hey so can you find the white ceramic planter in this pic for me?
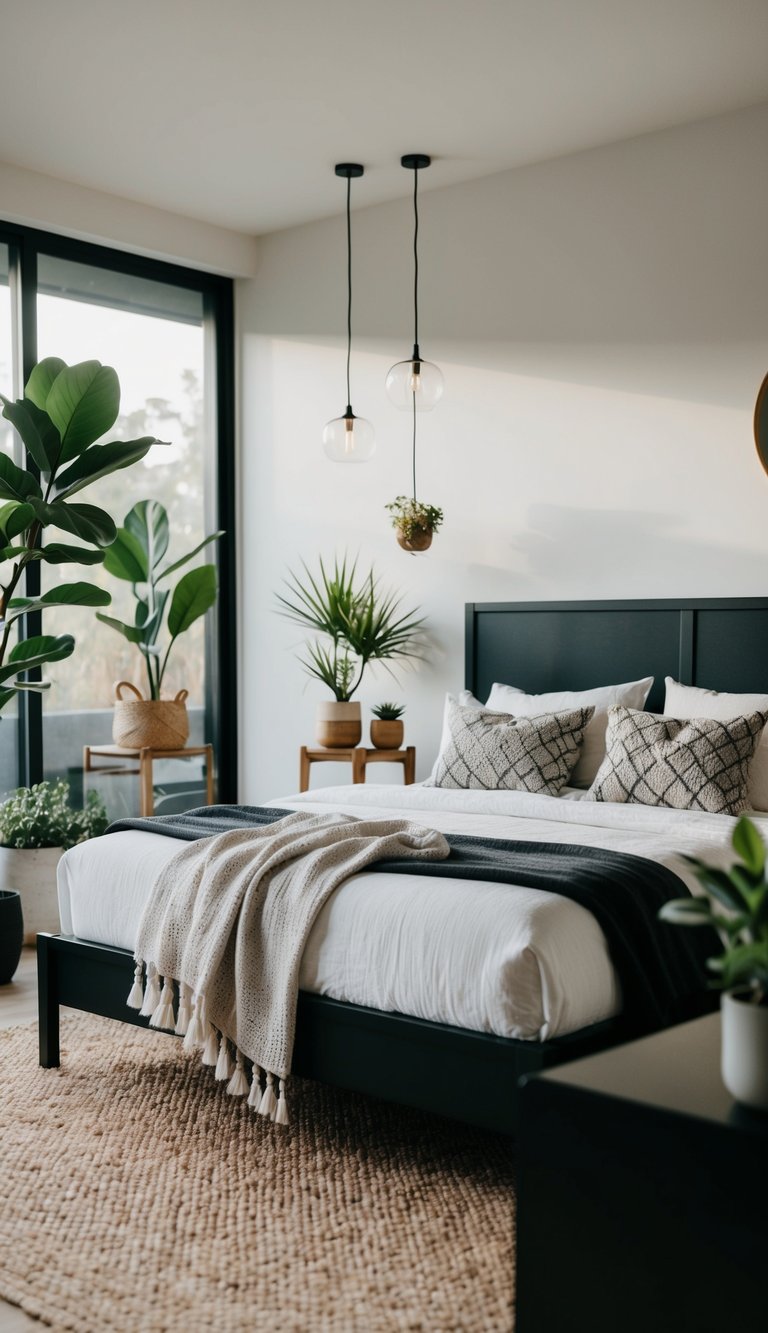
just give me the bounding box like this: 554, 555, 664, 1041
721, 989, 768, 1112
0, 845, 64, 945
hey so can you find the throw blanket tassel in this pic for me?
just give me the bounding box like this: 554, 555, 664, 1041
182, 995, 205, 1052
126, 962, 144, 1010
274, 1078, 289, 1127
150, 977, 176, 1031
139, 964, 161, 1018
175, 983, 192, 1036
247, 1065, 263, 1109
215, 1036, 234, 1082
257, 1072, 277, 1121
227, 1051, 249, 1097
202, 1023, 219, 1067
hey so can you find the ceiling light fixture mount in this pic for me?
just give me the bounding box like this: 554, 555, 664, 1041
385, 153, 444, 412
323, 162, 374, 463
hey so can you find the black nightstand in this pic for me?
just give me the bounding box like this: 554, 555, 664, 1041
516, 1014, 767, 1333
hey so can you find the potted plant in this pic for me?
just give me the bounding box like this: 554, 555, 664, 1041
0, 780, 108, 944
0, 357, 165, 716
95, 499, 221, 749
385, 496, 443, 553
0, 891, 23, 984
276, 555, 424, 748
370, 702, 405, 750
659, 816, 768, 1111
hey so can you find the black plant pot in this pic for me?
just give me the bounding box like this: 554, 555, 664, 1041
0, 890, 24, 984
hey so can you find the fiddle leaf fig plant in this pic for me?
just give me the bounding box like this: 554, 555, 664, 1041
0, 358, 164, 713
96, 498, 222, 700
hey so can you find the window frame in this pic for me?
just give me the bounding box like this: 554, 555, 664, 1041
0, 220, 237, 803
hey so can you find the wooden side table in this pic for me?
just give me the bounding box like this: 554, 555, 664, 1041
299, 746, 416, 793
83, 743, 215, 817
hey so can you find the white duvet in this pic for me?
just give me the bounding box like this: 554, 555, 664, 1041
58, 784, 761, 1042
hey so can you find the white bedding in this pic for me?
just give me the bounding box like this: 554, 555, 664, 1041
58, 784, 761, 1042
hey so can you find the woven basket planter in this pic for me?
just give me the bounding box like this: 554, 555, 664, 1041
112, 681, 190, 751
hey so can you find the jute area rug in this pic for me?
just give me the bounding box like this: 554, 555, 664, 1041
0, 1015, 515, 1332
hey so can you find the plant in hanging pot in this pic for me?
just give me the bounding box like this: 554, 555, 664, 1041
659, 816, 768, 1112
370, 702, 405, 750
95, 499, 221, 749
276, 555, 424, 749
0, 780, 107, 945
385, 496, 443, 553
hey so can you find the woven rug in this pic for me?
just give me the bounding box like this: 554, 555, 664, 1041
0, 1015, 515, 1332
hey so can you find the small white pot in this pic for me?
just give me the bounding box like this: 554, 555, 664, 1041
0, 845, 64, 945
721, 989, 768, 1112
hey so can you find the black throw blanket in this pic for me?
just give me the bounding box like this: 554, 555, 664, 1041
107, 804, 717, 1036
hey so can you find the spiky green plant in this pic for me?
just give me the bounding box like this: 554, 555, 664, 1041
276, 554, 424, 701
372, 702, 405, 720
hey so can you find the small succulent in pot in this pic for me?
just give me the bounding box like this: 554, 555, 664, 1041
385, 496, 443, 553
370, 702, 405, 750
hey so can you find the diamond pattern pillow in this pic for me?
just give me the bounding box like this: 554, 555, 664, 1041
426, 698, 594, 794
588, 706, 768, 815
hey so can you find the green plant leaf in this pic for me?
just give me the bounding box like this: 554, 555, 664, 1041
45, 361, 120, 462
732, 816, 766, 878
0, 452, 41, 502
25, 357, 67, 411
39, 543, 105, 566
124, 499, 169, 574
167, 564, 217, 638
102, 527, 149, 581
0, 500, 35, 542
53, 438, 157, 498
0, 396, 61, 473
682, 859, 748, 911
0, 634, 75, 684
658, 898, 715, 927
94, 612, 146, 644
158, 530, 223, 580
7, 583, 112, 620
44, 500, 117, 547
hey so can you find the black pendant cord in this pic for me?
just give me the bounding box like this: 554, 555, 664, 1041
345, 173, 352, 413
412, 166, 419, 354
412, 397, 417, 502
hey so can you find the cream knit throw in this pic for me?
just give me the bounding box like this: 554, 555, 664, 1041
127, 810, 450, 1126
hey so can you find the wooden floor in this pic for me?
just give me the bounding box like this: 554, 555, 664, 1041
0, 949, 52, 1330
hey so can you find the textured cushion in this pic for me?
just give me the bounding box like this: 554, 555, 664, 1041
486, 677, 654, 788
588, 706, 768, 815
432, 690, 486, 771
664, 678, 768, 811
426, 698, 594, 794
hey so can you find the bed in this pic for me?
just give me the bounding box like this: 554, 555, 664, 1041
37, 596, 768, 1133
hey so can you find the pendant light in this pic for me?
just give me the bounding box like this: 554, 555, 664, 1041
385, 154, 444, 411
323, 163, 375, 462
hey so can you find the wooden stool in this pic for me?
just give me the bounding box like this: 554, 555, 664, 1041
299, 746, 416, 793
83, 743, 215, 817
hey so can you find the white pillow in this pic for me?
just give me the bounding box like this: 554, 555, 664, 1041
664, 677, 768, 811
486, 677, 654, 787
433, 689, 487, 767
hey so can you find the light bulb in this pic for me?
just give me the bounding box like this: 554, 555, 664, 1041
386, 356, 443, 411
323, 411, 375, 463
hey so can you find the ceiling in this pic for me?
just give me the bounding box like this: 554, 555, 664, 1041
2, 0, 767, 236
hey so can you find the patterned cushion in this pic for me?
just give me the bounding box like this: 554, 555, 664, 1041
588, 706, 768, 815
426, 698, 594, 794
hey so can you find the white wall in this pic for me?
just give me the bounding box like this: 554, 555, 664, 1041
238, 103, 768, 801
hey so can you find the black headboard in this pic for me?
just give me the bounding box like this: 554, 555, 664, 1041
465, 598, 768, 714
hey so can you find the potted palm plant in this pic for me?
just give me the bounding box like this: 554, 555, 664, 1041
96, 499, 221, 749
370, 702, 405, 750
659, 816, 768, 1111
276, 555, 424, 748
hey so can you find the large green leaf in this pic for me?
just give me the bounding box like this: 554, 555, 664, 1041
102, 527, 148, 582
0, 500, 35, 542
45, 361, 120, 462
135, 589, 168, 646
44, 500, 117, 547
0, 634, 75, 684
732, 817, 766, 878
25, 357, 67, 411
94, 612, 146, 644
0, 396, 61, 473
158, 530, 223, 580
125, 499, 169, 574
54, 437, 158, 498
7, 582, 112, 620
167, 564, 217, 638
0, 452, 41, 502
40, 543, 105, 566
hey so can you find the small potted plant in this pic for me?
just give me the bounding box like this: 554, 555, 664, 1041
659, 816, 768, 1111
276, 555, 423, 748
370, 702, 405, 750
385, 496, 443, 553
96, 499, 221, 749
0, 781, 108, 944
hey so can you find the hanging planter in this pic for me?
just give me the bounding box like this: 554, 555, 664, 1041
386, 496, 444, 553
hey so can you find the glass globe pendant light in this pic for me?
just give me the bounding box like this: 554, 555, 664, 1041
323, 163, 375, 462
385, 154, 444, 412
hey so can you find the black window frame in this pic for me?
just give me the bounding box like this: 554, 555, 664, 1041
0, 220, 237, 803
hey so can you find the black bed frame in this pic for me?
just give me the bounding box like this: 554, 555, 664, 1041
38, 597, 768, 1135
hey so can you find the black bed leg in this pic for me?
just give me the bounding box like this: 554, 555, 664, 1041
37, 934, 60, 1067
